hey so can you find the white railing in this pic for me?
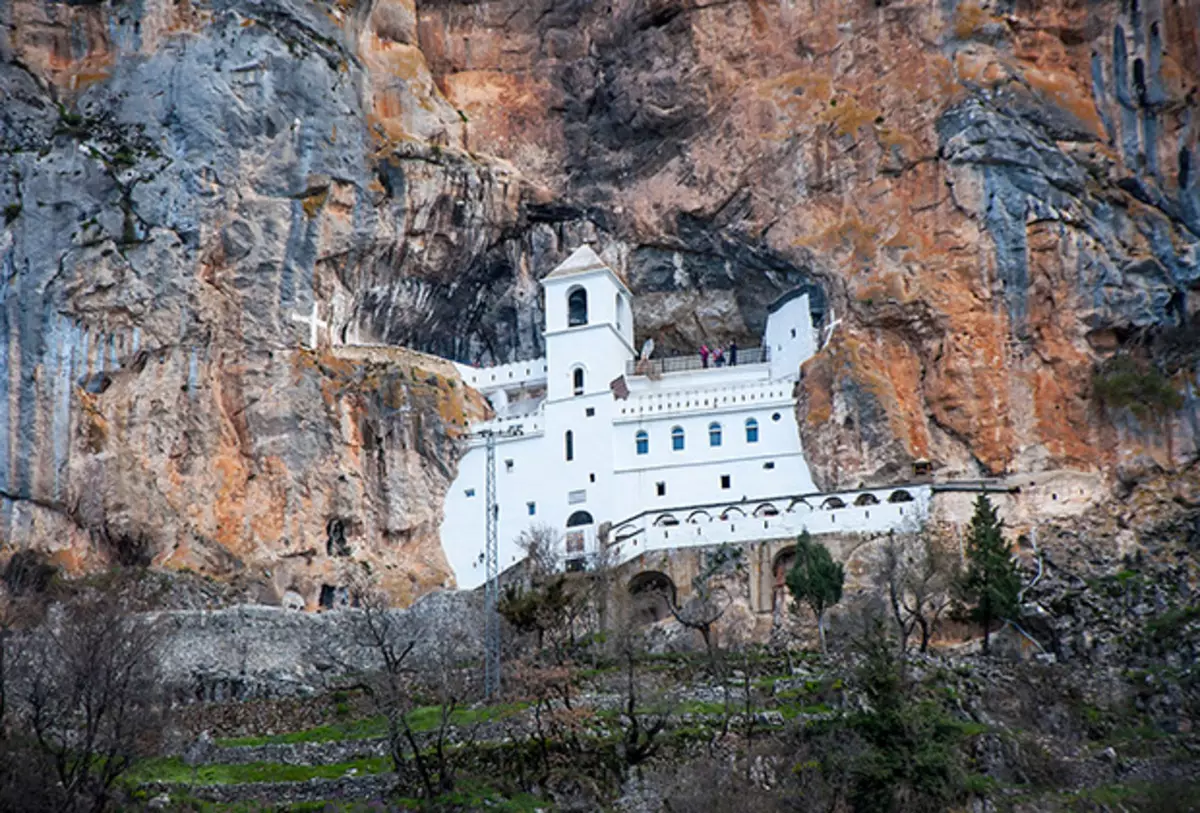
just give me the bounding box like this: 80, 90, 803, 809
456, 358, 548, 391
604, 485, 933, 567
615, 379, 794, 421
468, 409, 545, 442
626, 346, 768, 377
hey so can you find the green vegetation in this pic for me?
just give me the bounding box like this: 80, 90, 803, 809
218, 703, 524, 748
960, 495, 1021, 654
126, 756, 390, 786
786, 531, 845, 654
1144, 604, 1200, 645
2, 203, 19, 224
1093, 354, 1184, 419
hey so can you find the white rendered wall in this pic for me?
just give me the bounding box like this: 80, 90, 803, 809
765, 293, 818, 381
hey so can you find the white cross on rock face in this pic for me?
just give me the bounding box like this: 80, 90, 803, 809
290, 301, 329, 349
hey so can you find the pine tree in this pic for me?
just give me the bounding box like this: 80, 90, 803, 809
961, 494, 1021, 654
786, 531, 845, 654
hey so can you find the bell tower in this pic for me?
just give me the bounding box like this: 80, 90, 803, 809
541, 246, 635, 401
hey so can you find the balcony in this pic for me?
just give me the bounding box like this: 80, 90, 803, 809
625, 346, 768, 377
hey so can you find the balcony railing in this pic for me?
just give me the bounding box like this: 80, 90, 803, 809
625, 345, 768, 377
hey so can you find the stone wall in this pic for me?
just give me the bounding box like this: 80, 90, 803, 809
152, 590, 482, 702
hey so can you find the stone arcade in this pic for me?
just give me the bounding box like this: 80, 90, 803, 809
439, 246, 932, 589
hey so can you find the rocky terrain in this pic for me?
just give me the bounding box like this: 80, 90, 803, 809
1, 0, 1199, 602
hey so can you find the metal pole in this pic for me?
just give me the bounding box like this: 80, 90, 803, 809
483, 431, 501, 697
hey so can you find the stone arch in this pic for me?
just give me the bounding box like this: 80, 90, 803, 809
628, 571, 677, 625
854, 493, 880, 506
888, 489, 914, 503
771, 546, 797, 616
821, 496, 846, 510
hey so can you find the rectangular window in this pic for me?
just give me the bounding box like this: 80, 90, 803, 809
527, 502, 536, 516
505, 459, 514, 473
585, 407, 595, 417
589, 473, 596, 483
568, 489, 587, 504
656, 481, 666, 497
763, 461, 775, 470
720, 474, 731, 489
464, 488, 476, 498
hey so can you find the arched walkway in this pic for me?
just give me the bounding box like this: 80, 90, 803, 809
888, 489, 914, 503
686, 510, 713, 524
854, 493, 880, 506
654, 513, 680, 527
821, 496, 846, 510
754, 503, 779, 517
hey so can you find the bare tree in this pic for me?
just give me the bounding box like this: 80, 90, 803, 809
613, 630, 671, 777
516, 524, 563, 582
876, 533, 958, 654
347, 575, 479, 799
668, 544, 745, 693
10, 593, 165, 813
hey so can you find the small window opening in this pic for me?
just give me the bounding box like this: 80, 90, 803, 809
568, 287, 588, 327
585, 406, 595, 417
720, 474, 731, 489
565, 430, 574, 461
636, 430, 649, 455
465, 488, 476, 498
589, 473, 596, 483
527, 502, 536, 516
505, 459, 514, 473
763, 461, 775, 470
656, 481, 667, 497
573, 367, 585, 396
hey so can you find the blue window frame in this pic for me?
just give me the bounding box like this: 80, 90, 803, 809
671, 426, 685, 451
745, 418, 759, 443
709, 422, 722, 447
635, 430, 649, 455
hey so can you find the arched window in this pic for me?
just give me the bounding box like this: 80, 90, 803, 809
615, 292, 625, 332
572, 367, 585, 396
567, 286, 588, 327
745, 418, 759, 443
566, 510, 594, 527
671, 426, 685, 451
854, 493, 880, 506
635, 430, 649, 455
888, 490, 914, 503
565, 430, 574, 461
708, 422, 722, 447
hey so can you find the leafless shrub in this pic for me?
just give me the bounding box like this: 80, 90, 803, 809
345, 573, 481, 799
1, 593, 165, 813
876, 533, 958, 654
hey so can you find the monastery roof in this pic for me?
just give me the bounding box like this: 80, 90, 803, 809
543, 245, 631, 292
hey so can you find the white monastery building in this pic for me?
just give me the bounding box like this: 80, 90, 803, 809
440, 246, 930, 589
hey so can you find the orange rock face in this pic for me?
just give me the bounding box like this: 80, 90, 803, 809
1, 0, 1197, 600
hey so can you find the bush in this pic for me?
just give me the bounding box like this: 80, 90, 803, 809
1093, 355, 1184, 419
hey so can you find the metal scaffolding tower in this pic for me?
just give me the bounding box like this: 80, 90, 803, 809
483, 431, 501, 697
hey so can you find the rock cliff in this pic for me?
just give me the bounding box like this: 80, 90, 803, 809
1, 0, 1198, 598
